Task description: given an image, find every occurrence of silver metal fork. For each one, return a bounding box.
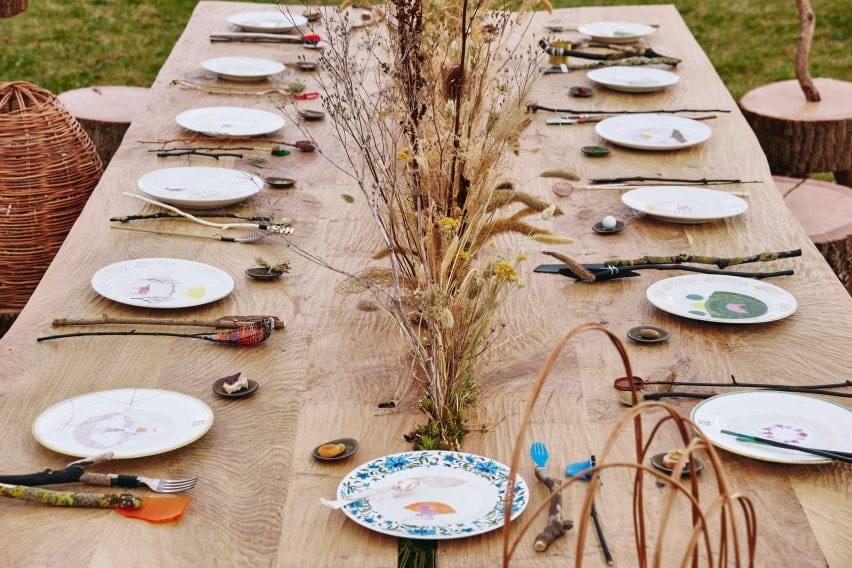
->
[79,472,198,493]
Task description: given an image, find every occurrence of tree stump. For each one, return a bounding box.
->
[57,86,149,166]
[0,0,27,18]
[740,79,852,185]
[774,176,852,291]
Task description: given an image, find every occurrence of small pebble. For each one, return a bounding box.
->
[639,328,661,340]
[601,215,618,230]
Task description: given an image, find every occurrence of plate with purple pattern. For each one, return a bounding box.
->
[33,389,214,458]
[691,391,852,463]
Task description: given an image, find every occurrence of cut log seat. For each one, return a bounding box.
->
[58,85,149,166]
[774,175,852,291]
[741,79,852,186]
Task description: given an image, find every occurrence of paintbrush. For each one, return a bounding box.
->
[52,314,286,329]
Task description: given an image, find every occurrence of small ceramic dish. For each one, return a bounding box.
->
[213,378,259,398]
[264,177,297,189]
[593,220,625,234]
[299,109,325,121]
[627,325,671,344]
[650,452,704,476]
[296,60,319,71]
[311,437,360,462]
[569,86,595,97]
[245,267,284,280]
[581,145,611,157]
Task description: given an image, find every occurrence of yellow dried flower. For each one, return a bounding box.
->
[439,217,461,235]
[516,252,527,262]
[397,147,414,161]
[457,250,471,262]
[492,261,518,283]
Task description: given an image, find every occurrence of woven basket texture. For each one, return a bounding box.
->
[0,81,103,312]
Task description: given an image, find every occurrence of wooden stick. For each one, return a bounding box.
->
[795,0,821,101]
[0,483,141,508]
[533,470,573,551]
[52,315,286,329]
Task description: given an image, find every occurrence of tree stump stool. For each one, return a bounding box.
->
[58,86,149,166]
[0,0,27,18]
[774,175,852,291]
[741,78,852,186]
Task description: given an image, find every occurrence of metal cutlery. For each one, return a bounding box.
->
[0,453,198,493]
[78,473,198,493]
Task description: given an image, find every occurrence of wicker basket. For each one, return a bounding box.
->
[0,81,103,313]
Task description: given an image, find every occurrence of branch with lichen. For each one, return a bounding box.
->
[0,483,141,508]
[603,250,802,269]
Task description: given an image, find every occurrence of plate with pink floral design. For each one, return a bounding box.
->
[621,186,748,223]
[691,391,852,464]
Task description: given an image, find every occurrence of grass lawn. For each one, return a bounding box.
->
[0,1,848,100]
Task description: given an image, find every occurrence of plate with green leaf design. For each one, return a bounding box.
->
[333,451,528,540]
[646,274,797,324]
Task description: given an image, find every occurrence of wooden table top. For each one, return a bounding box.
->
[1,3,849,566]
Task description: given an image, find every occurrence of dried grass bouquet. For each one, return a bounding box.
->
[315,0,568,449]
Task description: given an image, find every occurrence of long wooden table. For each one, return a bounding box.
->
[1,3,850,566]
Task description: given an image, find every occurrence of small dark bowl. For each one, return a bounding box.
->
[650,452,704,476]
[627,325,671,344]
[581,145,611,157]
[213,378,259,398]
[299,109,326,121]
[264,177,297,189]
[592,220,625,234]
[569,85,595,97]
[296,61,319,72]
[245,267,284,280]
[311,438,360,462]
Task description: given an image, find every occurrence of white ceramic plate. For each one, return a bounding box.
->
[691,391,852,464]
[91,258,234,309]
[576,21,656,43]
[596,114,711,150]
[33,389,214,458]
[586,66,679,93]
[202,56,285,81]
[227,11,307,32]
[646,274,797,324]
[176,107,285,137]
[137,167,263,209]
[621,186,748,223]
[336,451,528,540]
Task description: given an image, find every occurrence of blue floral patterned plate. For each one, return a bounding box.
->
[336,450,528,539]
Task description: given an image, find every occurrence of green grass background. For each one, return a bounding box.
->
[1,1,849,100]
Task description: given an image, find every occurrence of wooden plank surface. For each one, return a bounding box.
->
[0,3,849,567]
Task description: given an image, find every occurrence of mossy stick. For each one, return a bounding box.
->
[0,483,141,508]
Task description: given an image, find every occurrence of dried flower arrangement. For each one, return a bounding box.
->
[313,0,566,449]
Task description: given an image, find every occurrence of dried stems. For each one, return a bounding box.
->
[315,1,566,448]
[501,324,758,566]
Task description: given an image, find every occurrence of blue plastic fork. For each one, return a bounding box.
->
[530,441,549,470]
